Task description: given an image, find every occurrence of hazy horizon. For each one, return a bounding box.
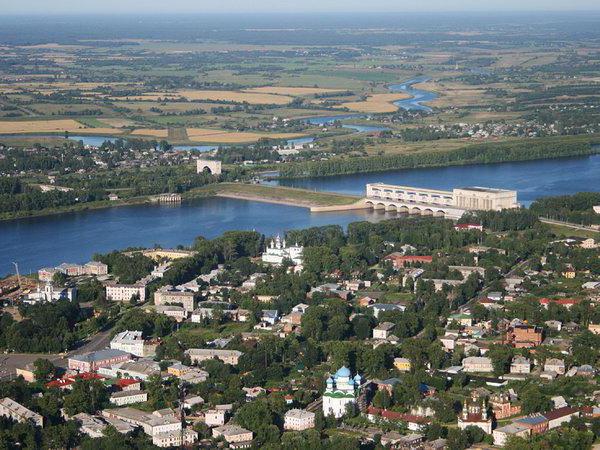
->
[3,0,600,15]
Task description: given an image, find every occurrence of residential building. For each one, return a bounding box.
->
[212,424,253,447]
[462,357,493,373]
[284,409,315,431]
[154,285,195,312]
[322,366,361,419]
[38,267,58,282]
[493,424,530,446]
[109,390,148,406]
[110,330,158,357]
[102,408,197,448]
[510,356,531,374]
[106,284,146,303]
[84,261,109,276]
[0,397,43,427]
[68,349,130,372]
[373,322,395,340]
[368,303,405,319]
[504,325,543,348]
[544,358,566,375]
[185,349,243,366]
[394,357,412,372]
[204,409,227,427]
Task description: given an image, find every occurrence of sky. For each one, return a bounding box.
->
[3,0,600,14]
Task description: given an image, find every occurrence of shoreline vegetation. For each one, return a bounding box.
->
[1,134,599,221]
[278,134,600,178]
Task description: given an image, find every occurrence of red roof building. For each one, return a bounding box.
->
[539,298,580,309]
[383,253,433,269]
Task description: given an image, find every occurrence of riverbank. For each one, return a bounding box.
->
[0,182,364,221]
[188,183,364,210]
[278,134,600,178]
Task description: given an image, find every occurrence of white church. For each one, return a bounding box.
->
[261,235,303,266]
[26,282,76,304]
[322,366,362,418]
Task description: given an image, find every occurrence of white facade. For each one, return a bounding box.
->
[106,284,146,303]
[262,235,303,265]
[0,397,43,427]
[322,366,361,419]
[284,409,315,431]
[26,282,76,304]
[109,390,148,406]
[110,330,157,358]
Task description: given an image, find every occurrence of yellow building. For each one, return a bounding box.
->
[589,324,600,335]
[394,357,412,372]
[562,270,576,279]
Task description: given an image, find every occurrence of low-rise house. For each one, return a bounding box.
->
[110,330,158,357]
[368,303,405,319]
[68,349,130,372]
[0,397,43,427]
[544,358,566,375]
[504,325,543,348]
[261,310,279,325]
[204,409,227,427]
[510,356,531,374]
[373,322,395,340]
[462,357,493,373]
[448,313,473,327]
[38,267,58,282]
[394,357,412,372]
[493,423,530,446]
[545,320,562,331]
[212,424,253,447]
[109,390,148,406]
[284,409,315,431]
[185,349,243,366]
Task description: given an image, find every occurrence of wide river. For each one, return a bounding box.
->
[1,154,600,275]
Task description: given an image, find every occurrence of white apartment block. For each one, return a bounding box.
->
[109,390,148,407]
[106,284,146,303]
[284,409,315,431]
[110,330,158,357]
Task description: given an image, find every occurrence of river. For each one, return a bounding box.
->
[1,154,599,276]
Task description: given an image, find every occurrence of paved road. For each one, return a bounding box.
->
[0,328,114,378]
[539,217,599,233]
